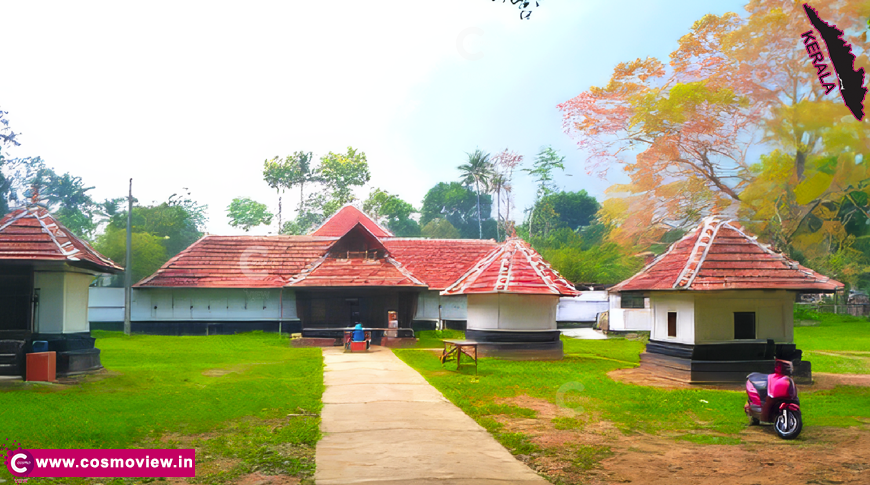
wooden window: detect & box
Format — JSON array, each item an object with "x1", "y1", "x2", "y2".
[
  {"x1": 734, "y1": 312, "x2": 756, "y2": 340},
  {"x1": 667, "y1": 312, "x2": 677, "y2": 338},
  {"x1": 621, "y1": 292, "x2": 645, "y2": 309}
]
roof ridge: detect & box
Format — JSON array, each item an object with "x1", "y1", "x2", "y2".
[
  {"x1": 442, "y1": 243, "x2": 506, "y2": 295},
  {"x1": 674, "y1": 217, "x2": 727, "y2": 289},
  {"x1": 284, "y1": 253, "x2": 329, "y2": 286},
  {"x1": 518, "y1": 240, "x2": 562, "y2": 294},
  {"x1": 385, "y1": 256, "x2": 427, "y2": 286}
]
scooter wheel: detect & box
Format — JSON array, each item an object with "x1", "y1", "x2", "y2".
[
  {"x1": 749, "y1": 416, "x2": 760, "y2": 426},
  {"x1": 774, "y1": 408, "x2": 802, "y2": 440}
]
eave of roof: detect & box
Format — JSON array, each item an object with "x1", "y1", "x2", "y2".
[
  {"x1": 0, "y1": 206, "x2": 123, "y2": 273},
  {"x1": 441, "y1": 238, "x2": 580, "y2": 296},
  {"x1": 610, "y1": 217, "x2": 844, "y2": 293}
]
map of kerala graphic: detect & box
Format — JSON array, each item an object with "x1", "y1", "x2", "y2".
[{"x1": 803, "y1": 3, "x2": 867, "y2": 121}]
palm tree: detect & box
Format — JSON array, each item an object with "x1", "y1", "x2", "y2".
[
  {"x1": 458, "y1": 149, "x2": 493, "y2": 239},
  {"x1": 490, "y1": 172, "x2": 507, "y2": 241}
]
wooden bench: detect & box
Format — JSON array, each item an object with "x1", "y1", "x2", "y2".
[{"x1": 440, "y1": 339, "x2": 478, "y2": 373}]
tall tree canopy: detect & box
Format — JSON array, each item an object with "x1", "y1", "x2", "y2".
[
  {"x1": 362, "y1": 188, "x2": 420, "y2": 237},
  {"x1": 558, "y1": 0, "x2": 870, "y2": 287},
  {"x1": 421, "y1": 182, "x2": 496, "y2": 239},
  {"x1": 268, "y1": 146, "x2": 372, "y2": 235},
  {"x1": 522, "y1": 146, "x2": 568, "y2": 238},
  {"x1": 96, "y1": 192, "x2": 208, "y2": 285},
  {"x1": 490, "y1": 148, "x2": 523, "y2": 240},
  {"x1": 420, "y1": 218, "x2": 461, "y2": 239},
  {"x1": 227, "y1": 197, "x2": 273, "y2": 232},
  {"x1": 263, "y1": 151, "x2": 314, "y2": 230},
  {"x1": 526, "y1": 190, "x2": 600, "y2": 237},
  {"x1": 457, "y1": 149, "x2": 494, "y2": 239},
  {"x1": 319, "y1": 146, "x2": 371, "y2": 217}
]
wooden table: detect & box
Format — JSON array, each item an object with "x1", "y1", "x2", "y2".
[{"x1": 440, "y1": 339, "x2": 478, "y2": 373}]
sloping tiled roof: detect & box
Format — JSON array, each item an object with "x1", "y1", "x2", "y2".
[
  {"x1": 286, "y1": 255, "x2": 426, "y2": 287},
  {"x1": 135, "y1": 235, "x2": 333, "y2": 288},
  {"x1": 0, "y1": 206, "x2": 123, "y2": 273},
  {"x1": 441, "y1": 238, "x2": 581, "y2": 296},
  {"x1": 611, "y1": 217, "x2": 843, "y2": 292},
  {"x1": 309, "y1": 205, "x2": 393, "y2": 238},
  {"x1": 381, "y1": 238, "x2": 499, "y2": 290}
]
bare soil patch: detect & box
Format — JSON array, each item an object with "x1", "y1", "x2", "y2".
[
  {"x1": 496, "y1": 395, "x2": 870, "y2": 485},
  {"x1": 609, "y1": 367, "x2": 870, "y2": 391}
]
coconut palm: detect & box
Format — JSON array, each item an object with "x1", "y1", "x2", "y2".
[
  {"x1": 457, "y1": 149, "x2": 494, "y2": 239},
  {"x1": 490, "y1": 172, "x2": 507, "y2": 241}
]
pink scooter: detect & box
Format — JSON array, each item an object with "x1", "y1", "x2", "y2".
[{"x1": 744, "y1": 359, "x2": 802, "y2": 439}]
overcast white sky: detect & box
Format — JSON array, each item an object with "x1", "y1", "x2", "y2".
[{"x1": 2, "y1": 0, "x2": 748, "y2": 235}]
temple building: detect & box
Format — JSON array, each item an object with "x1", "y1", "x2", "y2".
[
  {"x1": 0, "y1": 205, "x2": 123, "y2": 377},
  {"x1": 609, "y1": 217, "x2": 843, "y2": 383},
  {"x1": 130, "y1": 205, "x2": 578, "y2": 354}
]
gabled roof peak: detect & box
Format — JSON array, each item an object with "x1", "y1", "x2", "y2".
[{"x1": 309, "y1": 204, "x2": 393, "y2": 238}]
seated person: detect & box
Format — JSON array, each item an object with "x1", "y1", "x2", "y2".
[{"x1": 352, "y1": 323, "x2": 365, "y2": 342}]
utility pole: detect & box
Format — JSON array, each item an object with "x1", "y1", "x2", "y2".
[{"x1": 124, "y1": 178, "x2": 133, "y2": 335}]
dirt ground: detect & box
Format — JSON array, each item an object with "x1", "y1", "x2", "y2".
[{"x1": 496, "y1": 394, "x2": 870, "y2": 485}]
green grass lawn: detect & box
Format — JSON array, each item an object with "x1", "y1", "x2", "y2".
[
  {"x1": 396, "y1": 326, "x2": 870, "y2": 459},
  {"x1": 413, "y1": 329, "x2": 465, "y2": 348},
  {"x1": 795, "y1": 308, "x2": 870, "y2": 374},
  {"x1": 0, "y1": 331, "x2": 323, "y2": 484}
]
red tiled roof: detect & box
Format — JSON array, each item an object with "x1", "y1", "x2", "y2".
[
  {"x1": 0, "y1": 206, "x2": 123, "y2": 273},
  {"x1": 381, "y1": 238, "x2": 499, "y2": 290},
  {"x1": 287, "y1": 255, "x2": 426, "y2": 287},
  {"x1": 611, "y1": 218, "x2": 843, "y2": 292},
  {"x1": 441, "y1": 238, "x2": 581, "y2": 296},
  {"x1": 135, "y1": 235, "x2": 333, "y2": 288},
  {"x1": 309, "y1": 205, "x2": 393, "y2": 238}
]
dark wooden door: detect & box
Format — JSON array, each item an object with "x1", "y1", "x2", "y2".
[{"x1": 0, "y1": 267, "x2": 33, "y2": 336}]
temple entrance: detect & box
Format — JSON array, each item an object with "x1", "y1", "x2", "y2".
[
  {"x1": 296, "y1": 289, "x2": 419, "y2": 343},
  {"x1": 0, "y1": 266, "x2": 33, "y2": 338}
]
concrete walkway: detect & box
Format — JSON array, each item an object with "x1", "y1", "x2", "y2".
[{"x1": 315, "y1": 346, "x2": 548, "y2": 484}]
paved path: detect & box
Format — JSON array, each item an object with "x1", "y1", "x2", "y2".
[
  {"x1": 560, "y1": 328, "x2": 608, "y2": 340},
  {"x1": 315, "y1": 346, "x2": 548, "y2": 484}
]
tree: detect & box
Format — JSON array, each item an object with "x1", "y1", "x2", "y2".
[
  {"x1": 457, "y1": 149, "x2": 494, "y2": 239},
  {"x1": 227, "y1": 197, "x2": 273, "y2": 232},
  {"x1": 108, "y1": 191, "x2": 207, "y2": 258},
  {"x1": 362, "y1": 188, "x2": 420, "y2": 236},
  {"x1": 522, "y1": 146, "x2": 567, "y2": 238},
  {"x1": 421, "y1": 218, "x2": 461, "y2": 239},
  {"x1": 526, "y1": 190, "x2": 600, "y2": 238},
  {"x1": 491, "y1": 149, "x2": 523, "y2": 240},
  {"x1": 420, "y1": 182, "x2": 496, "y2": 239},
  {"x1": 559, "y1": 0, "x2": 869, "y2": 251},
  {"x1": 94, "y1": 228, "x2": 168, "y2": 285},
  {"x1": 27, "y1": 166, "x2": 102, "y2": 239},
  {"x1": 319, "y1": 147, "x2": 371, "y2": 217},
  {"x1": 263, "y1": 151, "x2": 314, "y2": 230}
]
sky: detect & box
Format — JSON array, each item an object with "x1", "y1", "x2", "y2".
[{"x1": 2, "y1": 0, "x2": 750, "y2": 236}]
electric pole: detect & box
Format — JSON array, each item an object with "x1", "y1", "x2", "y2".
[{"x1": 124, "y1": 178, "x2": 133, "y2": 335}]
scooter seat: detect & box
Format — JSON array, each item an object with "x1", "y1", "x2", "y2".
[{"x1": 747, "y1": 372, "x2": 768, "y2": 400}]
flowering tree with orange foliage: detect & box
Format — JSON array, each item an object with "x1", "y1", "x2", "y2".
[{"x1": 559, "y1": 0, "x2": 870, "y2": 255}]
